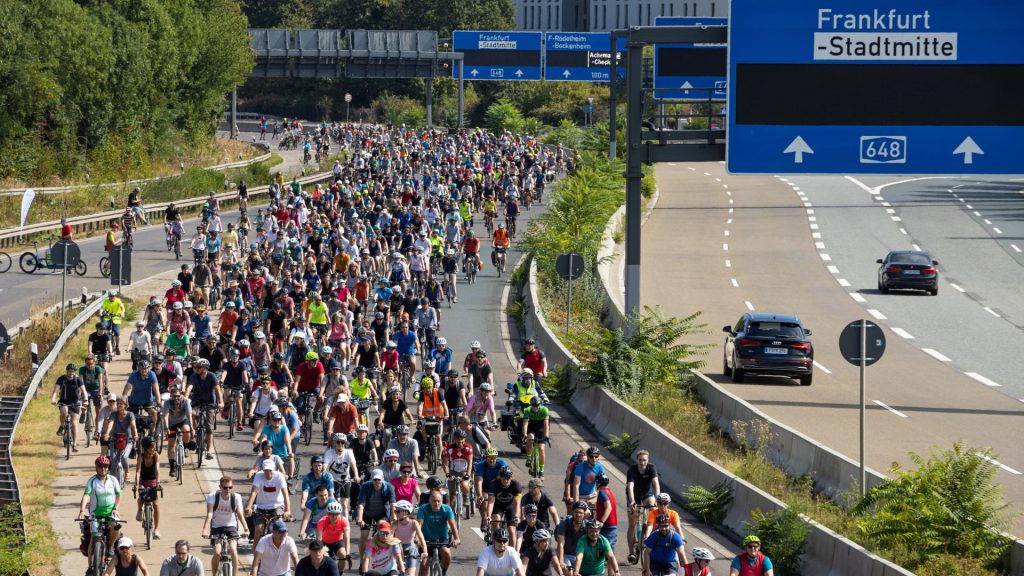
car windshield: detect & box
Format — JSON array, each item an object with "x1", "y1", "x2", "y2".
[
  {"x1": 889, "y1": 253, "x2": 931, "y2": 265},
  {"x1": 748, "y1": 322, "x2": 803, "y2": 339}
]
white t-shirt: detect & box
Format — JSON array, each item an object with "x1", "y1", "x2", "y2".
[
  {"x1": 476, "y1": 546, "x2": 523, "y2": 576},
  {"x1": 255, "y1": 533, "x2": 297, "y2": 576},
  {"x1": 207, "y1": 491, "x2": 244, "y2": 529},
  {"x1": 252, "y1": 387, "x2": 278, "y2": 416},
  {"x1": 252, "y1": 471, "x2": 288, "y2": 509},
  {"x1": 128, "y1": 330, "x2": 151, "y2": 353},
  {"x1": 324, "y1": 448, "x2": 357, "y2": 478}
]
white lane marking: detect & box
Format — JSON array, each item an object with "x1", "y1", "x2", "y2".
[
  {"x1": 724, "y1": 230, "x2": 730, "y2": 236},
  {"x1": 731, "y1": 278, "x2": 739, "y2": 288},
  {"x1": 808, "y1": 216, "x2": 817, "y2": 222},
  {"x1": 827, "y1": 265, "x2": 840, "y2": 274},
  {"x1": 891, "y1": 216, "x2": 902, "y2": 222},
  {"x1": 704, "y1": 172, "x2": 711, "y2": 176},
  {"x1": 967, "y1": 205, "x2": 975, "y2": 210},
  {"x1": 994, "y1": 227, "x2": 1003, "y2": 234},
  {"x1": 715, "y1": 177, "x2": 721, "y2": 182},
  {"x1": 723, "y1": 243, "x2": 729, "y2": 251},
  {"x1": 922, "y1": 348, "x2": 952, "y2": 362},
  {"x1": 950, "y1": 283, "x2": 966, "y2": 293},
  {"x1": 837, "y1": 278, "x2": 851, "y2": 287},
  {"x1": 723, "y1": 184, "x2": 729, "y2": 189},
  {"x1": 977, "y1": 454, "x2": 1023, "y2": 475},
  {"x1": 984, "y1": 219, "x2": 992, "y2": 225},
  {"x1": 874, "y1": 196, "x2": 885, "y2": 201},
  {"x1": 844, "y1": 175, "x2": 876, "y2": 194},
  {"x1": 812, "y1": 232, "x2": 822, "y2": 239},
  {"x1": 779, "y1": 178, "x2": 789, "y2": 182},
  {"x1": 472, "y1": 527, "x2": 486, "y2": 540},
  {"x1": 965, "y1": 372, "x2": 1002, "y2": 388},
  {"x1": 891, "y1": 327, "x2": 915, "y2": 339},
  {"x1": 959, "y1": 198, "x2": 966, "y2": 202},
  {"x1": 726, "y1": 218, "x2": 733, "y2": 224},
  {"x1": 820, "y1": 253, "x2": 832, "y2": 261},
  {"x1": 804, "y1": 202, "x2": 813, "y2": 207},
  {"x1": 728, "y1": 208, "x2": 734, "y2": 213},
  {"x1": 810, "y1": 223, "x2": 819, "y2": 230},
  {"x1": 873, "y1": 400, "x2": 909, "y2": 418},
  {"x1": 1012, "y1": 244, "x2": 1022, "y2": 253},
  {"x1": 881, "y1": 202, "x2": 891, "y2": 207},
  {"x1": 912, "y1": 243, "x2": 921, "y2": 251},
  {"x1": 815, "y1": 242, "x2": 826, "y2": 249},
  {"x1": 806, "y1": 209, "x2": 815, "y2": 214},
  {"x1": 744, "y1": 301, "x2": 756, "y2": 311},
  {"x1": 725, "y1": 259, "x2": 732, "y2": 268},
  {"x1": 850, "y1": 293, "x2": 866, "y2": 303},
  {"x1": 867, "y1": 309, "x2": 887, "y2": 320},
  {"x1": 885, "y1": 208, "x2": 895, "y2": 214},
  {"x1": 899, "y1": 228, "x2": 908, "y2": 235},
  {"x1": 813, "y1": 360, "x2": 832, "y2": 375},
  {"x1": 984, "y1": 307, "x2": 1001, "y2": 318},
  {"x1": 688, "y1": 167, "x2": 696, "y2": 171},
  {"x1": 728, "y1": 199, "x2": 734, "y2": 204},
  {"x1": 792, "y1": 186, "x2": 801, "y2": 191}
]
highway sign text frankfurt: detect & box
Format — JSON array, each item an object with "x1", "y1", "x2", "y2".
[
  {"x1": 654, "y1": 17, "x2": 727, "y2": 101},
  {"x1": 727, "y1": 0, "x2": 1024, "y2": 174},
  {"x1": 453, "y1": 31, "x2": 542, "y2": 81},
  {"x1": 544, "y1": 32, "x2": 624, "y2": 82}
]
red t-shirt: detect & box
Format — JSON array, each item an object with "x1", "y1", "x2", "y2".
[
  {"x1": 329, "y1": 403, "x2": 358, "y2": 434},
  {"x1": 381, "y1": 350, "x2": 399, "y2": 371},
  {"x1": 295, "y1": 361, "x2": 325, "y2": 392},
  {"x1": 316, "y1": 514, "x2": 349, "y2": 544},
  {"x1": 521, "y1": 350, "x2": 546, "y2": 375},
  {"x1": 596, "y1": 486, "x2": 617, "y2": 527},
  {"x1": 164, "y1": 288, "x2": 186, "y2": 307}
]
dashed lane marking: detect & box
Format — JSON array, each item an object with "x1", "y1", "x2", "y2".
[
  {"x1": 965, "y1": 372, "x2": 1002, "y2": 388},
  {"x1": 725, "y1": 260, "x2": 731, "y2": 268},
  {"x1": 820, "y1": 253, "x2": 832, "y2": 262},
  {"x1": 724, "y1": 230, "x2": 730, "y2": 236},
  {"x1": 827, "y1": 265, "x2": 840, "y2": 274},
  {"x1": 984, "y1": 307, "x2": 1001, "y2": 318},
  {"x1": 978, "y1": 454, "x2": 1023, "y2": 475},
  {"x1": 850, "y1": 293, "x2": 866, "y2": 303},
  {"x1": 912, "y1": 244, "x2": 921, "y2": 251},
  {"x1": 815, "y1": 242, "x2": 826, "y2": 250},
  {"x1": 867, "y1": 309, "x2": 887, "y2": 320},
  {"x1": 744, "y1": 301, "x2": 756, "y2": 311},
  {"x1": 922, "y1": 348, "x2": 952, "y2": 362},
  {"x1": 723, "y1": 243, "x2": 729, "y2": 251},
  {"x1": 873, "y1": 400, "x2": 909, "y2": 418},
  {"x1": 891, "y1": 327, "x2": 915, "y2": 339},
  {"x1": 837, "y1": 279, "x2": 851, "y2": 287},
  {"x1": 994, "y1": 227, "x2": 1003, "y2": 234},
  {"x1": 1012, "y1": 244, "x2": 1022, "y2": 253},
  {"x1": 731, "y1": 278, "x2": 739, "y2": 288},
  {"x1": 950, "y1": 283, "x2": 966, "y2": 293},
  {"x1": 813, "y1": 360, "x2": 832, "y2": 375}
]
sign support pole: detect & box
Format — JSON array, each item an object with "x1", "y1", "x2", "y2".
[
  {"x1": 565, "y1": 254, "x2": 573, "y2": 334},
  {"x1": 624, "y1": 38, "x2": 644, "y2": 334},
  {"x1": 860, "y1": 318, "x2": 867, "y2": 497},
  {"x1": 608, "y1": 30, "x2": 624, "y2": 160},
  {"x1": 457, "y1": 60, "x2": 465, "y2": 128},
  {"x1": 346, "y1": 102, "x2": 350, "y2": 124},
  {"x1": 425, "y1": 78, "x2": 433, "y2": 127}
]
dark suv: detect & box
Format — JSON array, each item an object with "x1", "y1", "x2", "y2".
[{"x1": 722, "y1": 313, "x2": 814, "y2": 386}]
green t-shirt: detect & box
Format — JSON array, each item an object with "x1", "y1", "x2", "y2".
[
  {"x1": 524, "y1": 405, "x2": 549, "y2": 422},
  {"x1": 85, "y1": 474, "x2": 121, "y2": 517},
  {"x1": 308, "y1": 301, "x2": 330, "y2": 325},
  {"x1": 79, "y1": 365, "x2": 105, "y2": 393},
  {"x1": 165, "y1": 332, "x2": 190, "y2": 357},
  {"x1": 575, "y1": 535, "x2": 611, "y2": 575}
]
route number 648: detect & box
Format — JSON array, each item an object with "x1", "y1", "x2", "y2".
[{"x1": 859, "y1": 136, "x2": 907, "y2": 164}]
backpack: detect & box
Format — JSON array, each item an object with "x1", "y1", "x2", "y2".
[{"x1": 214, "y1": 491, "x2": 238, "y2": 514}]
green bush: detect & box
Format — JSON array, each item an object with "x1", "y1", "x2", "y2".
[
  {"x1": 0, "y1": 503, "x2": 28, "y2": 575},
  {"x1": 744, "y1": 507, "x2": 810, "y2": 575},
  {"x1": 484, "y1": 98, "x2": 526, "y2": 134},
  {"x1": 683, "y1": 480, "x2": 734, "y2": 527},
  {"x1": 605, "y1": 432, "x2": 640, "y2": 459},
  {"x1": 541, "y1": 364, "x2": 575, "y2": 403}
]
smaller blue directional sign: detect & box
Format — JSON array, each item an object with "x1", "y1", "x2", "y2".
[
  {"x1": 544, "y1": 32, "x2": 625, "y2": 82},
  {"x1": 453, "y1": 31, "x2": 542, "y2": 81},
  {"x1": 654, "y1": 17, "x2": 728, "y2": 101},
  {"x1": 727, "y1": 0, "x2": 1024, "y2": 175}
]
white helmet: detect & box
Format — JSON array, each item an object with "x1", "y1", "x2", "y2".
[
  {"x1": 423, "y1": 359, "x2": 436, "y2": 368},
  {"x1": 436, "y1": 337, "x2": 447, "y2": 346},
  {"x1": 395, "y1": 500, "x2": 416, "y2": 513},
  {"x1": 326, "y1": 501, "x2": 343, "y2": 514},
  {"x1": 471, "y1": 340, "x2": 481, "y2": 349},
  {"x1": 692, "y1": 548, "x2": 715, "y2": 561},
  {"x1": 384, "y1": 449, "x2": 400, "y2": 460}
]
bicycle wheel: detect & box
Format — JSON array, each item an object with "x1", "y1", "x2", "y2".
[
  {"x1": 99, "y1": 257, "x2": 110, "y2": 278},
  {"x1": 75, "y1": 260, "x2": 88, "y2": 276},
  {"x1": 90, "y1": 536, "x2": 106, "y2": 576},
  {"x1": 174, "y1": 239, "x2": 181, "y2": 260},
  {"x1": 85, "y1": 409, "x2": 94, "y2": 448},
  {"x1": 219, "y1": 558, "x2": 232, "y2": 576},
  {"x1": 153, "y1": 418, "x2": 163, "y2": 454},
  {"x1": 18, "y1": 252, "x2": 37, "y2": 274},
  {"x1": 0, "y1": 252, "x2": 10, "y2": 273},
  {"x1": 176, "y1": 442, "x2": 185, "y2": 485},
  {"x1": 302, "y1": 415, "x2": 312, "y2": 446},
  {"x1": 429, "y1": 557, "x2": 443, "y2": 576},
  {"x1": 145, "y1": 504, "x2": 153, "y2": 549},
  {"x1": 166, "y1": 234, "x2": 173, "y2": 251},
  {"x1": 195, "y1": 426, "x2": 205, "y2": 468},
  {"x1": 64, "y1": 421, "x2": 72, "y2": 460},
  {"x1": 227, "y1": 403, "x2": 236, "y2": 440}
]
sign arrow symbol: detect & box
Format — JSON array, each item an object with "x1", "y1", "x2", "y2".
[
  {"x1": 470, "y1": 69, "x2": 479, "y2": 77},
  {"x1": 953, "y1": 136, "x2": 983, "y2": 164},
  {"x1": 562, "y1": 70, "x2": 571, "y2": 78},
  {"x1": 681, "y1": 81, "x2": 693, "y2": 92},
  {"x1": 784, "y1": 136, "x2": 814, "y2": 163},
  {"x1": 515, "y1": 69, "x2": 524, "y2": 77}
]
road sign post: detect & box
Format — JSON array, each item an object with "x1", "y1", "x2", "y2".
[
  {"x1": 452, "y1": 31, "x2": 542, "y2": 81},
  {"x1": 728, "y1": 0, "x2": 1024, "y2": 174},
  {"x1": 0, "y1": 321, "x2": 9, "y2": 359},
  {"x1": 51, "y1": 239, "x2": 81, "y2": 331},
  {"x1": 556, "y1": 252, "x2": 584, "y2": 334},
  {"x1": 344, "y1": 92, "x2": 352, "y2": 123},
  {"x1": 839, "y1": 319, "x2": 887, "y2": 496},
  {"x1": 654, "y1": 17, "x2": 728, "y2": 101}
]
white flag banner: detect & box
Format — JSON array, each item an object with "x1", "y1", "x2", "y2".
[{"x1": 20, "y1": 188, "x2": 36, "y2": 232}]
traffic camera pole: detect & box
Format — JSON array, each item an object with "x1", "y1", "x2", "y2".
[
  {"x1": 457, "y1": 60, "x2": 465, "y2": 128},
  {"x1": 624, "y1": 38, "x2": 644, "y2": 334}
]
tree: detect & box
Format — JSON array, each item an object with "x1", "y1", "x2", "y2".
[{"x1": 484, "y1": 98, "x2": 525, "y2": 134}]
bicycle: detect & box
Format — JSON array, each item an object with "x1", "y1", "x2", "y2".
[
  {"x1": 0, "y1": 251, "x2": 11, "y2": 273},
  {"x1": 297, "y1": 391, "x2": 317, "y2": 446},
  {"x1": 445, "y1": 473, "x2": 473, "y2": 525},
  {"x1": 505, "y1": 216, "x2": 517, "y2": 239},
  {"x1": 168, "y1": 428, "x2": 185, "y2": 485},
  {"x1": 59, "y1": 404, "x2": 75, "y2": 460},
  {"x1": 493, "y1": 246, "x2": 507, "y2": 277},
  {"x1": 99, "y1": 256, "x2": 110, "y2": 278},
  {"x1": 83, "y1": 397, "x2": 96, "y2": 448},
  {"x1": 421, "y1": 418, "x2": 442, "y2": 474},
  {"x1": 19, "y1": 240, "x2": 88, "y2": 275},
  {"x1": 193, "y1": 407, "x2": 211, "y2": 468},
  {"x1": 356, "y1": 399, "x2": 374, "y2": 428},
  {"x1": 424, "y1": 540, "x2": 448, "y2": 576},
  {"x1": 225, "y1": 387, "x2": 244, "y2": 440},
  {"x1": 524, "y1": 436, "x2": 550, "y2": 478},
  {"x1": 80, "y1": 515, "x2": 118, "y2": 576},
  {"x1": 107, "y1": 434, "x2": 130, "y2": 487},
  {"x1": 210, "y1": 533, "x2": 236, "y2": 576},
  {"x1": 629, "y1": 499, "x2": 658, "y2": 564},
  {"x1": 134, "y1": 485, "x2": 162, "y2": 549},
  {"x1": 464, "y1": 253, "x2": 478, "y2": 285},
  {"x1": 400, "y1": 355, "x2": 415, "y2": 402},
  {"x1": 442, "y1": 277, "x2": 454, "y2": 308}
]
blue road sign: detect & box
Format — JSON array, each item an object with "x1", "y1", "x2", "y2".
[
  {"x1": 653, "y1": 17, "x2": 728, "y2": 101},
  {"x1": 728, "y1": 0, "x2": 1024, "y2": 175},
  {"x1": 453, "y1": 31, "x2": 542, "y2": 81},
  {"x1": 544, "y1": 32, "x2": 625, "y2": 82}
]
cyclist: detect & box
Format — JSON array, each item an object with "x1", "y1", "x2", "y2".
[
  {"x1": 504, "y1": 195, "x2": 519, "y2": 238},
  {"x1": 643, "y1": 513, "x2": 690, "y2": 576},
  {"x1": 105, "y1": 537, "x2": 149, "y2": 576},
  {"x1": 219, "y1": 349, "x2": 249, "y2": 433},
  {"x1": 105, "y1": 222, "x2": 120, "y2": 252},
  {"x1": 185, "y1": 358, "x2": 222, "y2": 461},
  {"x1": 729, "y1": 535, "x2": 773, "y2": 576},
  {"x1": 79, "y1": 355, "x2": 108, "y2": 438},
  {"x1": 355, "y1": 469, "x2": 396, "y2": 554},
  {"x1": 491, "y1": 222, "x2": 511, "y2": 268},
  {"x1": 253, "y1": 409, "x2": 295, "y2": 479},
  {"x1": 417, "y1": 377, "x2": 448, "y2": 462},
  {"x1": 392, "y1": 500, "x2": 428, "y2": 576},
  {"x1": 573, "y1": 447, "x2": 605, "y2": 508},
  {"x1": 487, "y1": 466, "x2": 524, "y2": 549},
  {"x1": 299, "y1": 483, "x2": 338, "y2": 540},
  {"x1": 393, "y1": 322, "x2": 419, "y2": 381},
  {"x1": 443, "y1": 428, "x2": 474, "y2": 505},
  {"x1": 414, "y1": 358, "x2": 439, "y2": 400},
  {"x1": 296, "y1": 539, "x2": 339, "y2": 576},
  {"x1": 516, "y1": 504, "x2": 547, "y2": 554},
  {"x1": 301, "y1": 456, "x2": 336, "y2": 512},
  {"x1": 475, "y1": 527, "x2": 524, "y2": 576},
  {"x1": 360, "y1": 520, "x2": 406, "y2": 576},
  {"x1": 313, "y1": 501, "x2": 350, "y2": 564},
  {"x1": 386, "y1": 424, "x2": 423, "y2": 480},
  {"x1": 201, "y1": 476, "x2": 248, "y2": 576},
  {"x1": 100, "y1": 290, "x2": 126, "y2": 354},
  {"x1": 474, "y1": 447, "x2": 508, "y2": 524},
  {"x1": 521, "y1": 397, "x2": 550, "y2": 477},
  {"x1": 324, "y1": 433, "x2": 359, "y2": 512},
  {"x1": 89, "y1": 322, "x2": 115, "y2": 376},
  {"x1": 643, "y1": 494, "x2": 684, "y2": 542},
  {"x1": 417, "y1": 489, "x2": 460, "y2": 574},
  {"x1": 100, "y1": 397, "x2": 138, "y2": 477},
  {"x1": 523, "y1": 529, "x2": 562, "y2": 576},
  {"x1": 440, "y1": 249, "x2": 458, "y2": 303},
  {"x1": 390, "y1": 460, "x2": 420, "y2": 507},
  {"x1": 294, "y1": 350, "x2": 325, "y2": 418},
  {"x1": 246, "y1": 461, "x2": 292, "y2": 543},
  {"x1": 52, "y1": 363, "x2": 87, "y2": 451},
  {"x1": 350, "y1": 366, "x2": 379, "y2": 408},
  {"x1": 123, "y1": 360, "x2": 160, "y2": 437},
  {"x1": 462, "y1": 230, "x2": 482, "y2": 278},
  {"x1": 574, "y1": 519, "x2": 619, "y2": 576},
  {"x1": 626, "y1": 449, "x2": 661, "y2": 563},
  {"x1": 555, "y1": 501, "x2": 588, "y2": 573},
  {"x1": 159, "y1": 540, "x2": 204, "y2": 576},
  {"x1": 517, "y1": 339, "x2": 548, "y2": 386},
  {"x1": 327, "y1": 393, "x2": 359, "y2": 438},
  {"x1": 78, "y1": 456, "x2": 124, "y2": 561},
  {"x1": 252, "y1": 520, "x2": 299, "y2": 576},
  {"x1": 465, "y1": 382, "x2": 497, "y2": 430},
  {"x1": 523, "y1": 478, "x2": 561, "y2": 530},
  {"x1": 467, "y1": 350, "x2": 494, "y2": 394},
  {"x1": 685, "y1": 548, "x2": 715, "y2": 576},
  {"x1": 594, "y1": 474, "x2": 618, "y2": 549}
]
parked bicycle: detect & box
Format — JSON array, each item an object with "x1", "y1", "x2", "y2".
[{"x1": 0, "y1": 251, "x2": 11, "y2": 273}]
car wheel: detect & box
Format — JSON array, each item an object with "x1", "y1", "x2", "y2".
[
  {"x1": 799, "y1": 372, "x2": 813, "y2": 386},
  {"x1": 730, "y1": 353, "x2": 744, "y2": 383},
  {"x1": 878, "y1": 280, "x2": 888, "y2": 294},
  {"x1": 929, "y1": 286, "x2": 938, "y2": 296},
  {"x1": 722, "y1": 350, "x2": 733, "y2": 376}
]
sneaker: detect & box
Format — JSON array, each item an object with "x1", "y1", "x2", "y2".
[
  {"x1": 236, "y1": 424, "x2": 243, "y2": 431},
  {"x1": 72, "y1": 445, "x2": 79, "y2": 453},
  {"x1": 56, "y1": 426, "x2": 64, "y2": 436},
  {"x1": 205, "y1": 452, "x2": 214, "y2": 461},
  {"x1": 136, "y1": 510, "x2": 142, "y2": 522},
  {"x1": 453, "y1": 297, "x2": 457, "y2": 303},
  {"x1": 628, "y1": 554, "x2": 638, "y2": 565},
  {"x1": 153, "y1": 530, "x2": 161, "y2": 539},
  {"x1": 79, "y1": 413, "x2": 86, "y2": 424}
]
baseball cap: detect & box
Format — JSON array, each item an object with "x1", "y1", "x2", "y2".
[
  {"x1": 271, "y1": 520, "x2": 288, "y2": 533},
  {"x1": 262, "y1": 460, "x2": 276, "y2": 470},
  {"x1": 371, "y1": 469, "x2": 384, "y2": 480},
  {"x1": 307, "y1": 540, "x2": 325, "y2": 551},
  {"x1": 336, "y1": 393, "x2": 349, "y2": 403}
]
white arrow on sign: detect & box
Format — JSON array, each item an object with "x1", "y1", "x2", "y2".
[
  {"x1": 562, "y1": 70, "x2": 571, "y2": 78},
  {"x1": 470, "y1": 69, "x2": 479, "y2": 77},
  {"x1": 681, "y1": 81, "x2": 693, "y2": 92},
  {"x1": 515, "y1": 69, "x2": 524, "y2": 77},
  {"x1": 953, "y1": 136, "x2": 984, "y2": 164},
  {"x1": 783, "y1": 136, "x2": 814, "y2": 163}
]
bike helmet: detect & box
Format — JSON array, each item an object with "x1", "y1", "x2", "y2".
[
  {"x1": 520, "y1": 368, "x2": 534, "y2": 377},
  {"x1": 274, "y1": 398, "x2": 290, "y2": 408},
  {"x1": 228, "y1": 348, "x2": 240, "y2": 358},
  {"x1": 171, "y1": 280, "x2": 182, "y2": 287},
  {"x1": 66, "y1": 363, "x2": 77, "y2": 371},
  {"x1": 692, "y1": 548, "x2": 715, "y2": 561},
  {"x1": 320, "y1": 345, "x2": 332, "y2": 355},
  {"x1": 453, "y1": 429, "x2": 467, "y2": 439},
  {"x1": 656, "y1": 513, "x2": 672, "y2": 525},
  {"x1": 423, "y1": 358, "x2": 436, "y2": 368},
  {"x1": 426, "y1": 476, "x2": 443, "y2": 490},
  {"x1": 498, "y1": 466, "x2": 513, "y2": 479},
  {"x1": 484, "y1": 448, "x2": 499, "y2": 457},
  {"x1": 95, "y1": 456, "x2": 111, "y2": 466},
  {"x1": 140, "y1": 436, "x2": 154, "y2": 450},
  {"x1": 237, "y1": 339, "x2": 250, "y2": 347},
  {"x1": 353, "y1": 366, "x2": 365, "y2": 374},
  {"x1": 532, "y1": 529, "x2": 552, "y2": 541},
  {"x1": 304, "y1": 351, "x2": 318, "y2": 361},
  {"x1": 273, "y1": 352, "x2": 285, "y2": 361},
  {"x1": 525, "y1": 338, "x2": 536, "y2": 345},
  {"x1": 332, "y1": 433, "x2": 347, "y2": 443},
  {"x1": 375, "y1": 312, "x2": 385, "y2": 319},
  {"x1": 195, "y1": 358, "x2": 211, "y2": 369},
  {"x1": 471, "y1": 340, "x2": 481, "y2": 349},
  {"x1": 530, "y1": 397, "x2": 541, "y2": 407},
  {"x1": 172, "y1": 302, "x2": 183, "y2": 310},
  {"x1": 572, "y1": 501, "x2": 589, "y2": 511},
  {"x1": 325, "y1": 501, "x2": 343, "y2": 514},
  {"x1": 583, "y1": 519, "x2": 603, "y2": 530},
  {"x1": 479, "y1": 383, "x2": 493, "y2": 392},
  {"x1": 384, "y1": 449, "x2": 400, "y2": 461},
  {"x1": 254, "y1": 331, "x2": 265, "y2": 339},
  {"x1": 595, "y1": 472, "x2": 610, "y2": 487},
  {"x1": 310, "y1": 455, "x2": 324, "y2": 464},
  {"x1": 523, "y1": 503, "x2": 538, "y2": 515},
  {"x1": 224, "y1": 301, "x2": 235, "y2": 308},
  {"x1": 743, "y1": 535, "x2": 761, "y2": 546},
  {"x1": 395, "y1": 500, "x2": 416, "y2": 513},
  {"x1": 386, "y1": 341, "x2": 397, "y2": 349},
  {"x1": 137, "y1": 360, "x2": 151, "y2": 369},
  {"x1": 491, "y1": 527, "x2": 509, "y2": 542},
  {"x1": 389, "y1": 386, "x2": 401, "y2": 394},
  {"x1": 436, "y1": 337, "x2": 447, "y2": 346},
  {"x1": 396, "y1": 425, "x2": 410, "y2": 435},
  {"x1": 586, "y1": 446, "x2": 601, "y2": 457},
  {"x1": 152, "y1": 354, "x2": 165, "y2": 363},
  {"x1": 420, "y1": 377, "x2": 435, "y2": 388},
  {"x1": 655, "y1": 493, "x2": 671, "y2": 504}
]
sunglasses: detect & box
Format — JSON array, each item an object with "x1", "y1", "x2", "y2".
[
  {"x1": 746, "y1": 544, "x2": 759, "y2": 548},
  {"x1": 222, "y1": 486, "x2": 234, "y2": 490},
  {"x1": 119, "y1": 546, "x2": 131, "y2": 550},
  {"x1": 401, "y1": 468, "x2": 412, "y2": 473},
  {"x1": 494, "y1": 538, "x2": 508, "y2": 543}
]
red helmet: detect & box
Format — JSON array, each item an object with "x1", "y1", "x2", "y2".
[{"x1": 95, "y1": 456, "x2": 111, "y2": 466}]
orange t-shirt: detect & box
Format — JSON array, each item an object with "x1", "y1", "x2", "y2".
[{"x1": 218, "y1": 310, "x2": 239, "y2": 334}]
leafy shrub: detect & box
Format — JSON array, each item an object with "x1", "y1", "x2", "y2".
[
  {"x1": 605, "y1": 432, "x2": 640, "y2": 459},
  {"x1": 683, "y1": 480, "x2": 733, "y2": 527},
  {"x1": 0, "y1": 503, "x2": 28, "y2": 575},
  {"x1": 744, "y1": 507, "x2": 810, "y2": 575},
  {"x1": 542, "y1": 364, "x2": 575, "y2": 403},
  {"x1": 484, "y1": 98, "x2": 526, "y2": 134}
]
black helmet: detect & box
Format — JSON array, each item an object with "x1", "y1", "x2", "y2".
[
  {"x1": 453, "y1": 429, "x2": 467, "y2": 439},
  {"x1": 595, "y1": 472, "x2": 610, "y2": 487},
  {"x1": 523, "y1": 503, "x2": 538, "y2": 514},
  {"x1": 530, "y1": 397, "x2": 541, "y2": 407},
  {"x1": 586, "y1": 446, "x2": 601, "y2": 457},
  {"x1": 140, "y1": 436, "x2": 155, "y2": 450},
  {"x1": 656, "y1": 513, "x2": 672, "y2": 525},
  {"x1": 492, "y1": 527, "x2": 509, "y2": 542},
  {"x1": 426, "y1": 476, "x2": 443, "y2": 490},
  {"x1": 572, "y1": 501, "x2": 589, "y2": 511},
  {"x1": 498, "y1": 466, "x2": 513, "y2": 479},
  {"x1": 273, "y1": 352, "x2": 285, "y2": 361},
  {"x1": 66, "y1": 363, "x2": 78, "y2": 371}
]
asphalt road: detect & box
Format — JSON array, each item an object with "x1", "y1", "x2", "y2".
[
  {"x1": 642, "y1": 162, "x2": 1024, "y2": 533},
  {"x1": 52, "y1": 165, "x2": 737, "y2": 574}
]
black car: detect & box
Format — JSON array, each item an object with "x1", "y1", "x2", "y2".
[
  {"x1": 722, "y1": 313, "x2": 814, "y2": 386},
  {"x1": 877, "y1": 250, "x2": 939, "y2": 295}
]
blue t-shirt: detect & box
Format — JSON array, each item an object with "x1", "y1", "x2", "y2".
[
  {"x1": 474, "y1": 458, "x2": 509, "y2": 488},
  {"x1": 261, "y1": 423, "x2": 291, "y2": 457},
  {"x1": 644, "y1": 530, "x2": 684, "y2": 564},
  {"x1": 303, "y1": 497, "x2": 338, "y2": 536},
  {"x1": 302, "y1": 471, "x2": 336, "y2": 496},
  {"x1": 127, "y1": 371, "x2": 158, "y2": 406},
  {"x1": 417, "y1": 503, "x2": 455, "y2": 542},
  {"x1": 575, "y1": 461, "x2": 605, "y2": 497},
  {"x1": 730, "y1": 553, "x2": 773, "y2": 573},
  {"x1": 192, "y1": 314, "x2": 213, "y2": 339},
  {"x1": 431, "y1": 348, "x2": 453, "y2": 375},
  {"x1": 394, "y1": 330, "x2": 418, "y2": 356}
]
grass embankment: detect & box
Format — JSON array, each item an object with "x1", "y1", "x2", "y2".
[{"x1": 6, "y1": 303, "x2": 139, "y2": 576}]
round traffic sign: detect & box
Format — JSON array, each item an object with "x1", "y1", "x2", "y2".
[
  {"x1": 51, "y1": 239, "x2": 81, "y2": 269},
  {"x1": 555, "y1": 252, "x2": 585, "y2": 281},
  {"x1": 0, "y1": 321, "x2": 9, "y2": 358},
  {"x1": 838, "y1": 320, "x2": 886, "y2": 366},
  {"x1": 344, "y1": 93, "x2": 352, "y2": 103}
]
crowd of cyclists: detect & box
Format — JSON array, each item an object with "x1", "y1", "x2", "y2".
[{"x1": 53, "y1": 122, "x2": 774, "y2": 576}]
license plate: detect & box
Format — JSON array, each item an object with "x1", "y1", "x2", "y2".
[
  {"x1": 763, "y1": 347, "x2": 788, "y2": 355},
  {"x1": 903, "y1": 270, "x2": 920, "y2": 275}
]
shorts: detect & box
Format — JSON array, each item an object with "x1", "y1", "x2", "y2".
[
  {"x1": 311, "y1": 323, "x2": 329, "y2": 335},
  {"x1": 59, "y1": 402, "x2": 82, "y2": 414},
  {"x1": 86, "y1": 389, "x2": 102, "y2": 407},
  {"x1": 401, "y1": 542, "x2": 420, "y2": 568},
  {"x1": 650, "y1": 560, "x2": 678, "y2": 575},
  {"x1": 325, "y1": 539, "x2": 346, "y2": 555},
  {"x1": 211, "y1": 526, "x2": 239, "y2": 540},
  {"x1": 361, "y1": 511, "x2": 388, "y2": 527}
]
